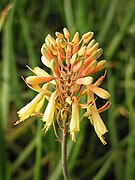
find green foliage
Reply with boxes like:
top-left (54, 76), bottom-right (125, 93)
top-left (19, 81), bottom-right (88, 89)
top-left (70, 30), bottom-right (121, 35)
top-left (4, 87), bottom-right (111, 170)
top-left (0, 0), bottom-right (135, 179)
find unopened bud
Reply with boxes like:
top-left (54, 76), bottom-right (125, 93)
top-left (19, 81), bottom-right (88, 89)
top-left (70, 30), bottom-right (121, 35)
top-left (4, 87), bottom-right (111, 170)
top-left (91, 48), bottom-right (103, 60)
top-left (70, 53), bottom-right (78, 65)
top-left (50, 59), bottom-right (60, 78)
top-left (82, 31), bottom-right (93, 40)
top-left (72, 32), bottom-right (79, 45)
top-left (55, 32), bottom-right (64, 38)
top-left (50, 44), bottom-right (57, 55)
top-left (87, 39), bottom-right (96, 49)
top-left (63, 28), bottom-right (70, 39)
top-left (59, 39), bottom-right (67, 48)
top-left (47, 34), bottom-right (57, 47)
top-left (73, 57), bottom-right (84, 72)
top-left (86, 42), bottom-right (99, 55)
top-left (78, 46), bottom-right (86, 56)
top-left (82, 60), bottom-right (97, 76)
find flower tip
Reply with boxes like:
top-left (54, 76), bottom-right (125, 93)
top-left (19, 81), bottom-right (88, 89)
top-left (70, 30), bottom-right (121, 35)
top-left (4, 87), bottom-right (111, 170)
top-left (63, 27), bottom-right (70, 39)
top-left (100, 136), bottom-right (107, 145)
top-left (14, 120), bottom-right (22, 125)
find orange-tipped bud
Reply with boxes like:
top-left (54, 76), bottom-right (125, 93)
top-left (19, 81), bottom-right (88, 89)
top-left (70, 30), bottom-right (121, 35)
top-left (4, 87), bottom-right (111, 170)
top-left (63, 27), bottom-right (70, 39)
top-left (50, 59), bottom-right (61, 78)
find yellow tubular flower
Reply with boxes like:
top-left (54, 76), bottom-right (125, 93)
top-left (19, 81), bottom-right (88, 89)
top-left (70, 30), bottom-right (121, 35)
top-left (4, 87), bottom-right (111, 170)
top-left (87, 90), bottom-right (108, 145)
top-left (16, 93), bottom-right (44, 124)
top-left (69, 97), bottom-right (80, 142)
top-left (42, 91), bottom-right (57, 132)
top-left (17, 28), bottom-right (110, 144)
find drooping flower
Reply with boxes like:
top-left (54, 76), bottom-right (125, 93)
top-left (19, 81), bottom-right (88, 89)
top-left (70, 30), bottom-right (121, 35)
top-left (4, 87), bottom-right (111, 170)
top-left (68, 97), bottom-right (80, 142)
top-left (16, 28), bottom-right (110, 144)
top-left (42, 91), bottom-right (57, 132)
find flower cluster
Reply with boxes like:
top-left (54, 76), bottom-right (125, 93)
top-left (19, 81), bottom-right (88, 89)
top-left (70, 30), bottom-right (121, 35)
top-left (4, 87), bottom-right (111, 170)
top-left (15, 28), bottom-right (110, 145)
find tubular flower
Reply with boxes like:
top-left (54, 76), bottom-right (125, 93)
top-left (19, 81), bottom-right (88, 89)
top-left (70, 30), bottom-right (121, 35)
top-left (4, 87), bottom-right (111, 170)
top-left (16, 28), bottom-right (110, 144)
top-left (68, 97), bottom-right (80, 142)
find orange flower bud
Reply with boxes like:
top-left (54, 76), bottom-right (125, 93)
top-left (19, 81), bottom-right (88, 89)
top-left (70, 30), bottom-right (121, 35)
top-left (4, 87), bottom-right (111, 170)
top-left (50, 59), bottom-right (61, 78)
top-left (82, 60), bottom-right (97, 76)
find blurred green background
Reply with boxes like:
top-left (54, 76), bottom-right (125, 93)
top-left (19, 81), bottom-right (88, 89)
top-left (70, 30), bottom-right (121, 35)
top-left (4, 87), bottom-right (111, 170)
top-left (0, 0), bottom-right (135, 179)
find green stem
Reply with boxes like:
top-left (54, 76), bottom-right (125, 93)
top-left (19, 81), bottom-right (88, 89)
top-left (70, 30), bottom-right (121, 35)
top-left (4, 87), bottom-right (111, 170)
top-left (62, 120), bottom-right (71, 180)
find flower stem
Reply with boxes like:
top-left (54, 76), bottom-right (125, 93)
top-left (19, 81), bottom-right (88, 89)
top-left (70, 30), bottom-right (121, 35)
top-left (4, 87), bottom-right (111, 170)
top-left (62, 120), bottom-right (71, 180)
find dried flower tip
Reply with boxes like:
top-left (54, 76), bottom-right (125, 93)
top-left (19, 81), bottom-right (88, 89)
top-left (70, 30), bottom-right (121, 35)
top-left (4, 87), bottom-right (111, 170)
top-left (63, 28), bottom-right (70, 39)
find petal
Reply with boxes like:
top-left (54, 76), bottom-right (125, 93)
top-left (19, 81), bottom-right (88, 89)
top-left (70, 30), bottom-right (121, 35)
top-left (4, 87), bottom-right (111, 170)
top-left (41, 56), bottom-right (51, 68)
top-left (90, 104), bottom-right (108, 145)
top-left (26, 76), bottom-right (54, 84)
top-left (98, 101), bottom-right (111, 113)
top-left (16, 93), bottom-right (44, 123)
top-left (42, 91), bottom-right (57, 132)
top-left (50, 59), bottom-right (61, 78)
top-left (69, 97), bottom-right (80, 142)
top-left (87, 84), bottom-right (110, 99)
top-left (76, 76), bottom-right (94, 85)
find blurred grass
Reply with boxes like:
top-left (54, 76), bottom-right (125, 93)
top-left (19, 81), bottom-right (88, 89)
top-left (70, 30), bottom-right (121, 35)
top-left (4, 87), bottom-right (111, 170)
top-left (0, 0), bottom-right (135, 179)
